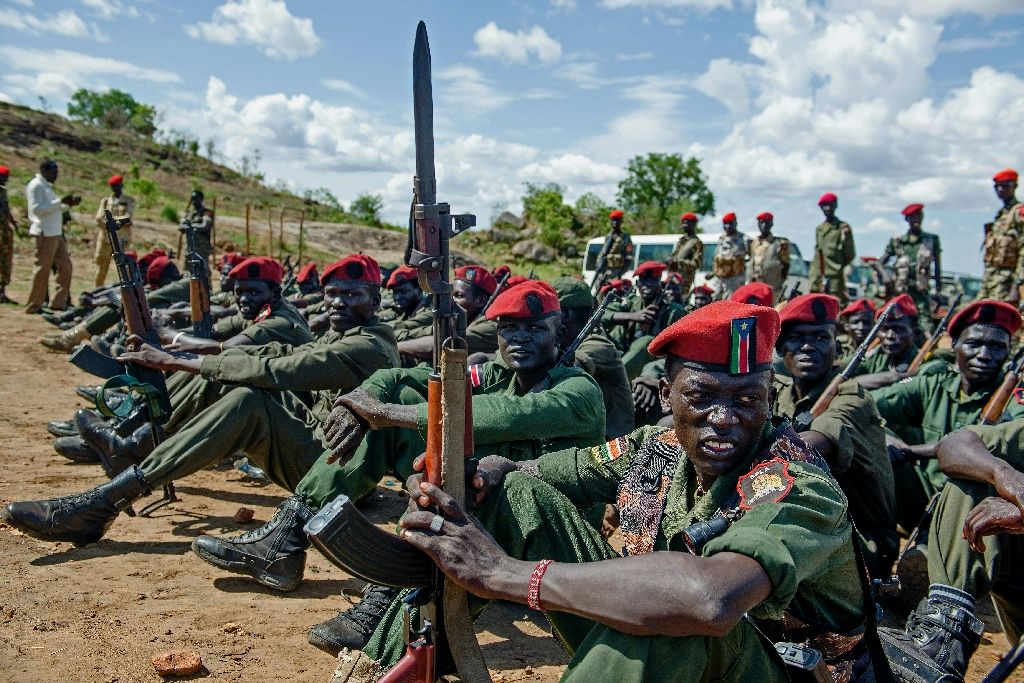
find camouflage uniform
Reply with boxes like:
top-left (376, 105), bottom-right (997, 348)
top-left (711, 232), bottom-right (748, 299)
top-left (667, 233), bottom-right (703, 293)
top-left (94, 193), bottom-right (135, 287)
top-left (0, 184), bottom-right (13, 288)
top-left (979, 200), bottom-right (1024, 301)
top-left (882, 231), bottom-right (940, 329)
top-left (594, 230), bottom-right (633, 287)
top-left (809, 217), bottom-right (855, 304)
top-left (181, 205), bottom-right (214, 270)
top-left (748, 233), bottom-right (791, 294)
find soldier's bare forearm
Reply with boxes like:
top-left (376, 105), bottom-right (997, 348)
top-left (936, 429), bottom-right (1006, 484)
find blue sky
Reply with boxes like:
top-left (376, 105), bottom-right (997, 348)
top-left (1, 0), bottom-right (1022, 275)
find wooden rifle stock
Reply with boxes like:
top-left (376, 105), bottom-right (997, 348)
top-left (980, 349), bottom-right (1024, 426)
top-left (808, 373), bottom-right (845, 419)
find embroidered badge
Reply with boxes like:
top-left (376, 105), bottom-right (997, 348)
top-left (730, 316), bottom-right (757, 374)
top-left (255, 303), bottom-right (272, 322)
top-left (737, 457), bottom-right (794, 510)
top-left (592, 435), bottom-right (629, 464)
top-left (469, 364), bottom-right (483, 387)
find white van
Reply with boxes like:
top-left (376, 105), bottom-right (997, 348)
top-left (582, 232), bottom-right (810, 295)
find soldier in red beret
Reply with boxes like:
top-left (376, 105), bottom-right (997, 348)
top-left (93, 173), bottom-right (135, 287)
top-left (692, 282), bottom-right (714, 309)
top-left (880, 203), bottom-right (941, 332)
top-left (845, 293), bottom-right (937, 390)
top-left (837, 298), bottom-right (876, 363)
top-left (980, 168), bottom-right (1024, 303)
top-left (711, 211), bottom-right (748, 300)
top-left (384, 264), bottom-right (430, 338)
top-left (592, 208), bottom-right (634, 290)
top-left (730, 281), bottom-right (773, 307)
top-left (748, 211), bottom-right (791, 294)
top-left (667, 212), bottom-right (702, 295)
top-left (0, 163), bottom-right (16, 304)
top-left (144, 255), bottom-right (181, 290)
top-left (810, 192), bottom-right (855, 304)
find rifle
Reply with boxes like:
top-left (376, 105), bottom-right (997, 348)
top-left (979, 347), bottom-right (1024, 426)
top-left (181, 220), bottom-right (214, 338)
top-left (557, 290), bottom-right (622, 367)
top-left (775, 281), bottom-right (802, 305)
top-left (906, 292), bottom-right (961, 375)
top-left (590, 240), bottom-right (610, 293)
top-left (479, 271), bottom-right (510, 317)
top-left (626, 289), bottom-right (667, 343)
top-left (305, 22), bottom-right (488, 683)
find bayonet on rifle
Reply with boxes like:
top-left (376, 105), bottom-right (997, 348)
top-left (558, 290), bottom-right (622, 367)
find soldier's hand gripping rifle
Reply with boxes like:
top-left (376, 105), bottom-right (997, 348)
top-left (979, 346), bottom-right (1024, 426)
top-left (906, 292), bottom-right (961, 376)
top-left (181, 219), bottom-right (214, 338)
top-left (557, 290), bottom-right (622, 367)
top-left (303, 21), bottom-right (489, 683)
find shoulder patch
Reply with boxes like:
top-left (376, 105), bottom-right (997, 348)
top-left (255, 303), bottom-right (272, 322)
top-left (592, 435), bottom-right (629, 464)
top-left (469, 364), bottom-right (484, 387)
top-left (737, 457), bottom-right (794, 510)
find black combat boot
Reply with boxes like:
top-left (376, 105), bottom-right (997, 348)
top-left (307, 584), bottom-right (400, 656)
top-left (75, 385), bottom-right (101, 402)
top-left (0, 466), bottom-right (151, 546)
top-left (48, 418), bottom-right (79, 438)
top-left (53, 436), bottom-right (102, 463)
top-left (75, 409), bottom-right (155, 477)
top-left (191, 496), bottom-right (313, 591)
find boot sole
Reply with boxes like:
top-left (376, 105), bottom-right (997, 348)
top-left (192, 540), bottom-right (303, 592)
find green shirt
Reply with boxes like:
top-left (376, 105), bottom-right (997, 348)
top-left (391, 304), bottom-right (433, 341)
top-left (603, 290), bottom-right (686, 354)
top-left (967, 420), bottom-right (1024, 472)
top-left (465, 316), bottom-right (498, 355)
top-left (573, 329), bottom-right (635, 439)
top-left (212, 298), bottom-right (313, 346)
top-left (810, 217), bottom-right (855, 281)
top-left (147, 279), bottom-right (192, 308)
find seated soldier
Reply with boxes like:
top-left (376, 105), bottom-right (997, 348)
top-left (383, 265), bottom-right (431, 338)
top-left (691, 283), bottom-right (714, 309)
top-left (353, 300), bottom-right (875, 681)
top-left (849, 294), bottom-right (943, 390)
top-left (837, 298), bottom-right (875, 362)
top-left (290, 261), bottom-right (323, 303)
top-left (731, 281), bottom-right (773, 306)
top-left (1, 255), bottom-right (399, 551)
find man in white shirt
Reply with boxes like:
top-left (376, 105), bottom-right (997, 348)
top-left (25, 159), bottom-right (80, 313)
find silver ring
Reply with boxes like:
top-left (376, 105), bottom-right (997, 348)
top-left (429, 514), bottom-right (444, 533)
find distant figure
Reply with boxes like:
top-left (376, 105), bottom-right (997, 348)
top-left (881, 203), bottom-right (941, 330)
top-left (809, 192), bottom-right (855, 304)
top-left (979, 168), bottom-right (1023, 304)
top-left (93, 174), bottom-right (135, 287)
top-left (591, 209), bottom-right (633, 291)
top-left (25, 159), bottom-right (80, 314)
top-left (0, 164), bottom-right (17, 304)
top-left (748, 211), bottom-right (790, 294)
top-left (710, 212), bottom-right (748, 299)
top-left (667, 211), bottom-right (702, 294)
top-left (180, 189), bottom-right (215, 269)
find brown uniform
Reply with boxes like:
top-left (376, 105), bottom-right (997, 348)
top-left (748, 233), bottom-right (790, 293)
top-left (979, 200), bottom-right (1024, 301)
top-left (668, 234), bottom-right (703, 293)
top-left (94, 193), bottom-right (135, 287)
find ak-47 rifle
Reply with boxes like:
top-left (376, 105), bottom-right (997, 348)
top-left (793, 301), bottom-right (897, 431)
top-left (979, 346), bottom-right (1024, 426)
top-left (480, 271), bottom-right (510, 317)
top-left (906, 292), bottom-right (961, 376)
top-left (557, 290), bottom-right (622, 367)
top-left (181, 220), bottom-right (214, 338)
top-left (775, 281), bottom-right (802, 305)
top-left (626, 288), bottom-right (667, 342)
top-left (304, 22), bottom-right (489, 683)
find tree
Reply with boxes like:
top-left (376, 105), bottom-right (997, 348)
top-left (616, 154), bottom-right (715, 233)
top-left (522, 182), bottom-right (578, 250)
top-left (573, 192), bottom-right (611, 239)
top-left (67, 88), bottom-right (157, 137)
top-left (351, 193), bottom-right (384, 226)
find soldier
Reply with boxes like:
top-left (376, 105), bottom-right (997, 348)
top-left (809, 192), bottom-right (855, 304)
top-left (692, 283), bottom-right (714, 309)
top-left (383, 264), bottom-right (430, 338)
top-left (979, 168), bottom-right (1024, 304)
top-left (592, 209), bottom-right (634, 290)
top-left (666, 212), bottom-right (703, 294)
top-left (747, 211), bottom-right (790, 294)
top-left (93, 175), bottom-right (135, 287)
top-left (180, 190), bottom-right (214, 268)
top-left (847, 294), bottom-right (929, 387)
top-left (730, 281), bottom-right (773, 307)
top-left (881, 203), bottom-right (941, 330)
top-left (398, 265), bottom-right (498, 360)
top-left (0, 164), bottom-right (18, 304)
top-left (710, 212), bottom-right (748, 299)
top-left (663, 272), bottom-right (685, 306)
top-left (838, 298), bottom-right (875, 359)
top-left (25, 159), bottom-right (80, 314)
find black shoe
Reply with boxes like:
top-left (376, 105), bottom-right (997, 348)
top-left (75, 409), bottom-right (154, 478)
top-left (192, 496), bottom-right (313, 592)
top-left (0, 293), bottom-right (18, 305)
top-left (48, 419), bottom-right (79, 438)
top-left (53, 436), bottom-right (102, 463)
top-left (76, 385), bottom-right (101, 403)
top-left (0, 466), bottom-right (151, 546)
top-left (308, 585), bottom-right (400, 656)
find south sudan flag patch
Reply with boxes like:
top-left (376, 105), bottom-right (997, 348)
top-left (730, 316), bottom-right (757, 374)
top-left (737, 457), bottom-right (794, 510)
top-left (592, 436), bottom-right (629, 464)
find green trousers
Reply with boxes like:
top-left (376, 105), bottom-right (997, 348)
top-left (83, 305), bottom-right (121, 335)
top-left (928, 478), bottom-right (1024, 642)
top-left (892, 459), bottom-right (947, 534)
top-left (362, 473), bottom-right (787, 682)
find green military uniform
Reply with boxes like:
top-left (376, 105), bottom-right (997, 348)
top-left (364, 421), bottom-right (866, 681)
top-left (871, 368), bottom-right (1024, 531)
top-left (809, 217), bottom-right (856, 304)
top-left (979, 200), bottom-right (1024, 301)
top-left (748, 233), bottom-right (791, 294)
top-left (594, 230), bottom-right (634, 286)
top-left (573, 329), bottom-right (634, 439)
top-left (849, 343), bottom-right (918, 376)
top-left (94, 193), bottom-right (135, 287)
top-left (0, 184), bottom-right (13, 289)
top-left (389, 303), bottom-right (432, 340)
top-left (140, 319), bottom-right (400, 490)
top-left (928, 420), bottom-right (1024, 642)
top-left (181, 206), bottom-right (214, 268)
top-left (80, 279), bottom-right (194, 337)
top-left (668, 233), bottom-right (703, 293)
top-left (711, 232), bottom-right (748, 299)
top-left (209, 298), bottom-right (312, 345)
top-left (294, 357), bottom-right (606, 511)
top-left (882, 231), bottom-right (940, 329)
top-left (773, 371), bottom-right (897, 576)
top-left (464, 315), bottom-right (498, 355)
top-left (602, 291), bottom-right (685, 378)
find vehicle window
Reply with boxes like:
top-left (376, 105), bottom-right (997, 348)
top-left (702, 244), bottom-right (717, 272)
top-left (635, 243), bottom-right (675, 268)
top-left (960, 277), bottom-right (982, 298)
top-left (585, 243), bottom-right (602, 270)
top-left (788, 244), bottom-right (807, 276)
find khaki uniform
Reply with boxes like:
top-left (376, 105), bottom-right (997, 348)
top-left (594, 230), bottom-right (633, 286)
top-left (573, 329), bottom-right (635, 439)
top-left (711, 232), bottom-right (748, 299)
top-left (809, 217), bottom-right (856, 304)
top-left (181, 206), bottom-right (214, 269)
top-left (748, 233), bottom-right (790, 294)
top-left (882, 231), bottom-right (940, 328)
top-left (93, 193), bottom-right (135, 287)
top-left (668, 234), bottom-right (703, 293)
top-left (979, 201), bottom-right (1024, 301)
top-left (0, 185), bottom-right (13, 287)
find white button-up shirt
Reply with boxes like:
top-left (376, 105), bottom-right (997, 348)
top-left (26, 173), bottom-right (65, 237)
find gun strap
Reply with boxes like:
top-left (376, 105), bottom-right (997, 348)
top-left (95, 374), bottom-right (166, 421)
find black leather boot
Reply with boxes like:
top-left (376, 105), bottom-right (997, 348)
top-left (53, 436), bottom-right (102, 463)
top-left (0, 466), bottom-right (151, 546)
top-left (48, 419), bottom-right (79, 438)
top-left (75, 409), bottom-right (155, 477)
top-left (307, 584), bottom-right (400, 656)
top-left (192, 496), bottom-right (313, 591)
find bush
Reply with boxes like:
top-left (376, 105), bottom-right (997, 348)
top-left (128, 178), bottom-right (158, 208)
top-left (160, 206), bottom-right (179, 224)
top-left (351, 193), bottom-right (384, 227)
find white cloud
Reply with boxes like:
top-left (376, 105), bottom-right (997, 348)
top-left (852, 0), bottom-right (1024, 19)
top-left (184, 0), bottom-right (320, 61)
top-left (322, 79), bottom-right (365, 98)
top-left (601, 0), bottom-right (732, 10)
top-left (555, 60), bottom-right (604, 89)
top-left (584, 74), bottom-right (689, 158)
top-left (437, 65), bottom-right (512, 113)
top-left (9, 0), bottom-right (33, 6)
top-left (616, 52), bottom-right (654, 61)
top-left (939, 30), bottom-right (1019, 53)
top-left (692, 58), bottom-right (753, 117)
top-left (520, 153), bottom-right (623, 186)
top-left (0, 7), bottom-right (107, 41)
top-left (551, 0), bottom-right (577, 9)
top-left (472, 22), bottom-right (562, 64)
top-left (80, 0), bottom-right (140, 20)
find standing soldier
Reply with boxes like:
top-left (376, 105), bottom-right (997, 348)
top-left (979, 168), bottom-right (1024, 304)
top-left (93, 175), bottom-right (135, 287)
top-left (710, 212), bottom-right (748, 299)
top-left (809, 192), bottom-right (855, 304)
top-left (181, 189), bottom-right (215, 268)
top-left (747, 211), bottom-right (790, 293)
top-left (0, 164), bottom-right (17, 304)
top-left (666, 211), bottom-right (702, 294)
top-left (881, 203), bottom-right (941, 330)
top-left (591, 209), bottom-right (633, 291)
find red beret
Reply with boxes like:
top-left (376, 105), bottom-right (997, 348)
top-left (993, 169), bottom-right (1018, 183)
top-left (949, 300), bottom-right (1021, 339)
top-left (505, 275), bottom-right (529, 288)
top-left (648, 300), bottom-right (780, 374)
top-left (666, 272), bottom-right (683, 285)
top-left (722, 212), bottom-right (737, 223)
top-left (230, 256), bottom-right (284, 284)
top-left (492, 265), bottom-right (511, 279)
top-left (108, 175), bottom-right (124, 186)
top-left (321, 254), bottom-right (381, 286)
top-left (0, 165), bottom-right (9, 175)
top-left (756, 212), bottom-right (773, 221)
top-left (901, 203), bottom-right (924, 217)
top-left (149, 248), bottom-right (167, 258)
top-left (297, 261), bottom-right (319, 284)
top-left (680, 212), bottom-right (698, 222)
top-left (386, 264), bottom-right (418, 289)
top-left (818, 192), bottom-right (838, 205)
top-left (730, 282), bottom-right (774, 307)
top-left (455, 265), bottom-right (497, 295)
top-left (599, 278), bottom-right (631, 297)
top-left (146, 256), bottom-right (173, 288)
top-left (137, 248), bottom-right (167, 276)
top-left (123, 250), bottom-right (137, 261)
top-left (840, 298), bottom-right (876, 317)
top-left (485, 280), bottom-right (560, 321)
top-left (633, 261), bottom-right (666, 279)
top-left (219, 252), bottom-right (245, 269)
top-left (693, 284), bottom-right (715, 296)
top-left (880, 293), bottom-right (917, 320)
top-left (779, 293), bottom-right (839, 326)
top-left (609, 209), bottom-right (624, 220)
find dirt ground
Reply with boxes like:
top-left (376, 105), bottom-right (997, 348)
top-left (0, 240), bottom-right (1018, 682)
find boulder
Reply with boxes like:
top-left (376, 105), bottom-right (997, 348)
top-left (510, 239), bottom-right (555, 263)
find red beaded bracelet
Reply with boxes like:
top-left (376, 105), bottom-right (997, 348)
top-left (527, 559), bottom-right (554, 610)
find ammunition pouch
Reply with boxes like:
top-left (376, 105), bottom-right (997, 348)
top-left (713, 257), bottom-right (745, 279)
top-left (606, 253), bottom-right (624, 269)
top-left (985, 233), bottom-right (1019, 270)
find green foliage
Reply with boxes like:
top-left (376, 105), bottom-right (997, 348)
top-left (160, 205), bottom-right (179, 223)
top-left (67, 88), bottom-right (157, 137)
top-left (573, 192), bottom-right (611, 239)
top-left (304, 187), bottom-right (344, 211)
top-left (616, 154), bottom-right (715, 233)
top-left (522, 182), bottom-right (578, 250)
top-left (350, 192), bottom-right (384, 227)
top-left (128, 178), bottom-right (157, 208)
top-left (128, 164), bottom-right (140, 179)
